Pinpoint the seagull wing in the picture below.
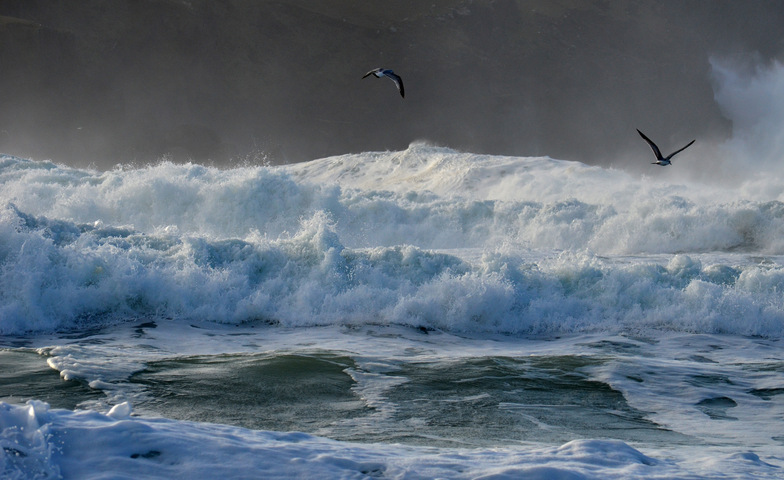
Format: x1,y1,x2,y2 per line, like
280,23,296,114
383,71,405,98
637,129,664,161
667,139,695,160
363,68,381,79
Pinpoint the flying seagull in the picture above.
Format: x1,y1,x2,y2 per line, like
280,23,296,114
363,68,404,98
637,129,695,166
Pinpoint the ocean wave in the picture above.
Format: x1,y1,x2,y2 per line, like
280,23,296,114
3,151,784,336
2,198,783,337
4,151,784,254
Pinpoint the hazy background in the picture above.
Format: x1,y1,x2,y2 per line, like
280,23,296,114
1,0,783,169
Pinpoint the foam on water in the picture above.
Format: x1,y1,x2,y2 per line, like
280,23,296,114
3,150,784,337
2,325,783,480
5,399,779,480
0,400,697,480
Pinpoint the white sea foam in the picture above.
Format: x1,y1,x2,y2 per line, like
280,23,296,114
1,397,781,480
3,148,784,337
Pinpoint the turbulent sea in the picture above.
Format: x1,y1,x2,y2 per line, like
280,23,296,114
2,141,784,479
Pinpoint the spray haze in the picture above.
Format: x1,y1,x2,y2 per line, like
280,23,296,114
712,58,784,174
0,1,782,170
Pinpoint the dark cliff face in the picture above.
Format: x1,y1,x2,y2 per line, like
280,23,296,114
1,0,782,169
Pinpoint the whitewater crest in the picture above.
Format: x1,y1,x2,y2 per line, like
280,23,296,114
1,150,784,337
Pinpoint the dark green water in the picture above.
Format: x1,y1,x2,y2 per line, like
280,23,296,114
0,348,693,448
127,353,692,447
130,353,368,434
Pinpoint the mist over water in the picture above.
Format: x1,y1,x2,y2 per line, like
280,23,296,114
610,55,784,192
1,0,783,168
711,58,784,183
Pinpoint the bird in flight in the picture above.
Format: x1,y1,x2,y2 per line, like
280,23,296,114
363,68,405,98
637,129,695,166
